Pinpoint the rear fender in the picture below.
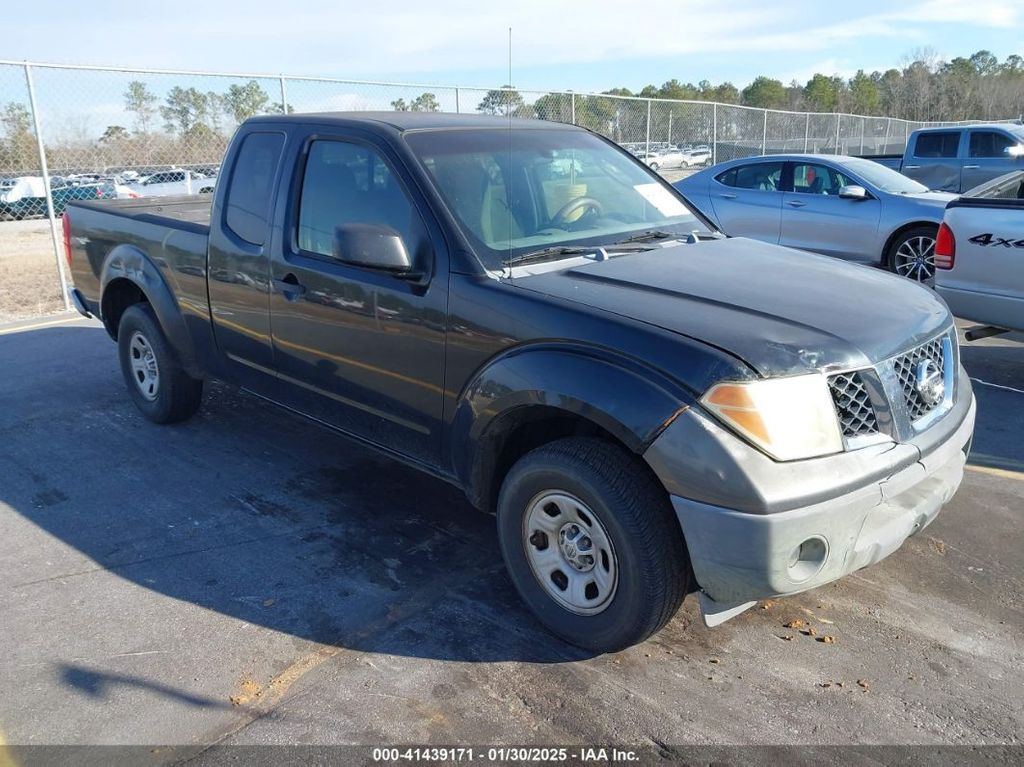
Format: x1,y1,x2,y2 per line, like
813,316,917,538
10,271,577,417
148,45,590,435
100,244,200,376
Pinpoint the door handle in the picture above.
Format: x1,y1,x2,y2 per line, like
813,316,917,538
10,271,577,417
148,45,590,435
273,273,306,300
787,200,806,208
903,164,920,169
963,164,979,169
720,193,737,199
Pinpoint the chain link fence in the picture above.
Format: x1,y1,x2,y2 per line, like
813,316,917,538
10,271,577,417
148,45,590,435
0,60,1004,320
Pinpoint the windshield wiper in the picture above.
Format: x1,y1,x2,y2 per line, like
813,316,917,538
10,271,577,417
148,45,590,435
614,229,675,244
505,246,592,267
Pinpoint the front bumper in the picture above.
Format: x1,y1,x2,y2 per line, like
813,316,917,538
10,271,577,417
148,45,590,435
645,371,976,606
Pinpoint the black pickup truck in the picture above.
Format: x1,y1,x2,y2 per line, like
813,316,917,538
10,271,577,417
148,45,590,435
66,113,975,652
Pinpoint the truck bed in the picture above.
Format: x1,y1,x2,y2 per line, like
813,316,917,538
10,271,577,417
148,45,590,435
70,195,212,234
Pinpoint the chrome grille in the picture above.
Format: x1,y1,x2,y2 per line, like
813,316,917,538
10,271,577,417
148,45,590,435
827,371,878,438
893,336,946,421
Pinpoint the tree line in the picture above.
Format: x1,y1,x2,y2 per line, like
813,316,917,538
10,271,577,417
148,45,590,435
603,49,1024,122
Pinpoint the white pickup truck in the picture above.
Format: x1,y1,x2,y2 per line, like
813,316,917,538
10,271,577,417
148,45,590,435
130,169,215,198
935,170,1024,339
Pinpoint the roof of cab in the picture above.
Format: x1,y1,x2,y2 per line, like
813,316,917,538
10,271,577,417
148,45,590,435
244,111,579,132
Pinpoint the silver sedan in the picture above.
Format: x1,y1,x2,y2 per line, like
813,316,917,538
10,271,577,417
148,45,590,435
674,154,956,281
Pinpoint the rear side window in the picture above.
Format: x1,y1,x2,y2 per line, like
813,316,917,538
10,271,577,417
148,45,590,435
914,132,959,158
969,131,1016,158
717,162,783,191
297,139,425,261
224,132,286,246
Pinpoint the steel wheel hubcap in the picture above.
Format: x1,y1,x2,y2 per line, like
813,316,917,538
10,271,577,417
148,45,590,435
894,236,936,282
523,491,617,615
128,331,160,401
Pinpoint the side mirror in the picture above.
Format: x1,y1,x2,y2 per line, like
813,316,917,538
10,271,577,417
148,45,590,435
838,185,868,200
333,223,416,274
1006,144,1024,158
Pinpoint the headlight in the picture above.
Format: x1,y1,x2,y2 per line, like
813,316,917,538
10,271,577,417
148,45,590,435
701,374,843,461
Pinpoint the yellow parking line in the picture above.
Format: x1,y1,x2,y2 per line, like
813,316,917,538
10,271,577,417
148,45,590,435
0,315,81,336
966,463,1024,482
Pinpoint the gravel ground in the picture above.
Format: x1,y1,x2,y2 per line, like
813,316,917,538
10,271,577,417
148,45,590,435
0,315,1020,761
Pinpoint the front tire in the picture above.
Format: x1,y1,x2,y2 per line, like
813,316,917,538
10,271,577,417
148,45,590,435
117,303,203,424
887,225,937,282
497,437,690,653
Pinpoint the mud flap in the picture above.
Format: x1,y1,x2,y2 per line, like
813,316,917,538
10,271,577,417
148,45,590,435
699,591,757,628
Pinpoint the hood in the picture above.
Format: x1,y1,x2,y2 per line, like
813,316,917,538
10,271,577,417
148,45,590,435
514,237,951,378
898,190,957,206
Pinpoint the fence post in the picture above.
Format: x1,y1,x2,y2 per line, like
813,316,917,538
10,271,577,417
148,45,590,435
645,99,651,157
859,118,865,155
761,110,767,154
455,87,460,114
712,103,717,164
570,92,575,124
835,114,841,154
884,118,891,152
24,63,70,313
279,76,288,113
804,112,810,152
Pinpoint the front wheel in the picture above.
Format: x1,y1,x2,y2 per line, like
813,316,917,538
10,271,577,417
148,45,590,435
887,225,937,282
497,437,691,653
117,303,203,424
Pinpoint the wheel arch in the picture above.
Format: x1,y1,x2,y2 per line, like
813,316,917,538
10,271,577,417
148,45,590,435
450,343,694,512
99,245,201,377
881,220,939,267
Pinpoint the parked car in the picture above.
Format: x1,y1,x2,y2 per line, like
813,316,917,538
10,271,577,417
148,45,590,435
674,154,956,281
131,169,215,197
681,148,712,167
65,113,974,652
935,170,1024,338
0,176,134,219
862,123,1024,193
644,149,686,171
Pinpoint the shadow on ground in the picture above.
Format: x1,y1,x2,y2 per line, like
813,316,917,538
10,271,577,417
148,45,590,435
0,323,594,674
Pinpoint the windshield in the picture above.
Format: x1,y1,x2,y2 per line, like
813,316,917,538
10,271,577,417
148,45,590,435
405,128,704,270
841,158,929,194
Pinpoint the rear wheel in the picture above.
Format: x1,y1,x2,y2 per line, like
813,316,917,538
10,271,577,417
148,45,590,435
887,225,937,282
117,304,203,424
497,437,690,653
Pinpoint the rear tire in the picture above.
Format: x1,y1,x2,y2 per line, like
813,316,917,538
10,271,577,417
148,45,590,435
887,225,937,283
117,303,203,424
497,437,690,653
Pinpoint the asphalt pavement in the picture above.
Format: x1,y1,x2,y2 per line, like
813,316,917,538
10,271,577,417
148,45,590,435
0,313,1021,760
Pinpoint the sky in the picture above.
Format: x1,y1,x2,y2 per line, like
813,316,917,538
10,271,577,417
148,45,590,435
4,0,1024,93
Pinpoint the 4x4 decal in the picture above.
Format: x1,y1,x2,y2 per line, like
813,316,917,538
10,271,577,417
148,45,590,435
968,233,1024,248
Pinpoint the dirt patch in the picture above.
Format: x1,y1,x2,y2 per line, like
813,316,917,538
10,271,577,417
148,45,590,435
0,221,66,322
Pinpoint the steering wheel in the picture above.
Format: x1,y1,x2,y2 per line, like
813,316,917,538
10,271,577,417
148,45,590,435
551,196,604,226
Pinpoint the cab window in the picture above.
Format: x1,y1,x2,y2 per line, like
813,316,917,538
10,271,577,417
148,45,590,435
969,131,1016,158
716,162,784,191
297,140,427,264
224,131,285,246
791,163,855,195
914,132,960,158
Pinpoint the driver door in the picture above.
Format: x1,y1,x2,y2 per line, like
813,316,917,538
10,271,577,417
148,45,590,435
268,135,449,466
779,161,880,262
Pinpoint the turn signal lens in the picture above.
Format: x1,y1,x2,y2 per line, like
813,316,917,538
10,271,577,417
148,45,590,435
701,375,843,461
